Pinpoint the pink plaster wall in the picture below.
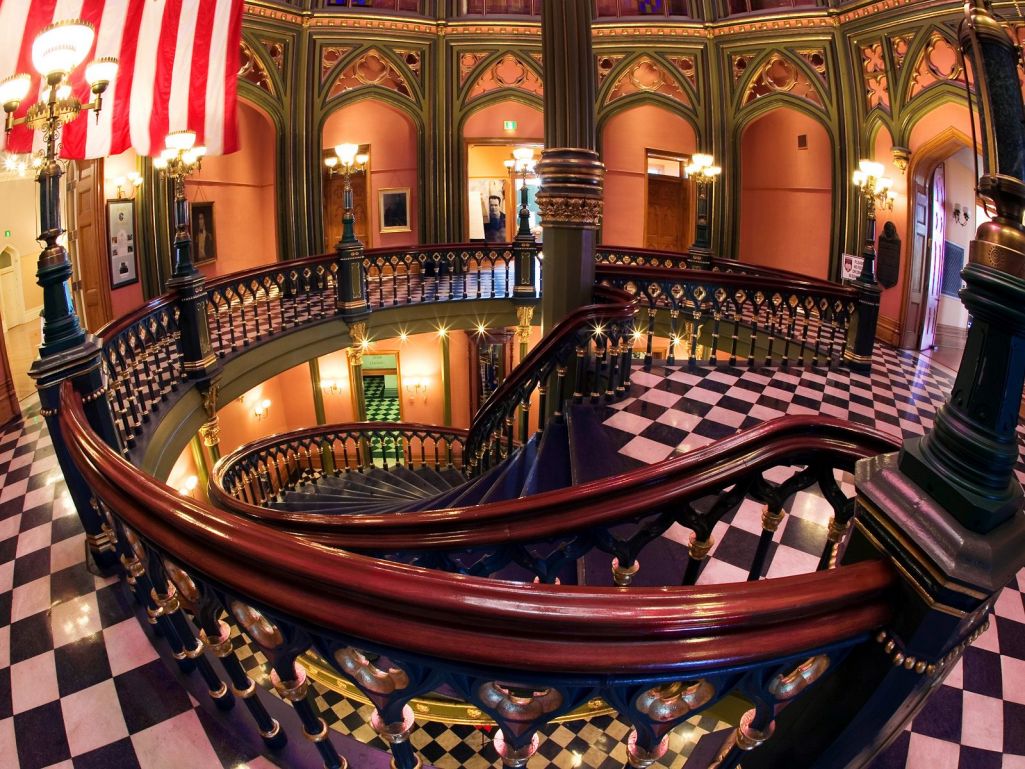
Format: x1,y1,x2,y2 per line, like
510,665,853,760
102,149,146,319
323,100,419,248
738,108,832,280
600,105,697,247
186,101,279,278
216,363,316,455
462,100,543,141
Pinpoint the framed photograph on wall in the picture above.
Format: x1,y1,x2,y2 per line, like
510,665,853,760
107,199,138,289
467,178,507,243
192,202,217,263
379,188,411,233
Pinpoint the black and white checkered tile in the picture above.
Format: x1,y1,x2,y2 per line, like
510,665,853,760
2,342,1024,768
364,376,402,422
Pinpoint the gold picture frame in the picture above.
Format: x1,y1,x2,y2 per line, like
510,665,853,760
379,187,411,233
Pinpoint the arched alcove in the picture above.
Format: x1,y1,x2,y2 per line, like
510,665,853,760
186,100,279,275
600,103,698,248
737,106,832,279
323,98,419,248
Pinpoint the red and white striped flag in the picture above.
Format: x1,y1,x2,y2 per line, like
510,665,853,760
0,0,244,158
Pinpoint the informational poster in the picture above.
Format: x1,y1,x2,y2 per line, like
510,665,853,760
841,253,864,281
107,199,138,288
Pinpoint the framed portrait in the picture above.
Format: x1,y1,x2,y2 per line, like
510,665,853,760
379,188,411,233
106,199,138,289
191,202,217,263
467,178,507,243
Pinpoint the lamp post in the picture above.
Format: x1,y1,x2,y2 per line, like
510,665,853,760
325,143,370,321
153,131,206,280
506,147,541,300
685,153,721,269
0,20,117,356
325,143,369,247
851,159,895,285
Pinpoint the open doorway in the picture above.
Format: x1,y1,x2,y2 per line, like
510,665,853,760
900,135,981,370
361,351,402,422
644,151,692,251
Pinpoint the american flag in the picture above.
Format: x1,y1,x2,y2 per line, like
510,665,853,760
0,0,244,158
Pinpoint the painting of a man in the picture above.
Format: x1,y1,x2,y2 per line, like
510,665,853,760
484,194,506,242
192,203,216,263
468,179,507,242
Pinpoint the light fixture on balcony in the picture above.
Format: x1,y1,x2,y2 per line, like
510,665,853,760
1,19,118,356
684,153,721,267
252,399,271,420
321,378,343,394
178,475,199,498
506,146,537,242
109,171,143,199
952,202,970,227
325,143,369,248
152,130,207,280
851,159,895,285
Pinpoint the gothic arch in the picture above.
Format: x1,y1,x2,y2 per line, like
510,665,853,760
319,46,424,110
732,49,830,116
457,51,544,109
595,52,700,114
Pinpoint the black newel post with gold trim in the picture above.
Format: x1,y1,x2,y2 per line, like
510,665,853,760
328,145,371,324
2,22,123,573
743,4,1025,767
536,0,604,333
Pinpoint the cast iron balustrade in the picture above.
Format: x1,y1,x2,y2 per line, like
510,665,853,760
97,298,185,450
211,414,900,586
61,382,897,769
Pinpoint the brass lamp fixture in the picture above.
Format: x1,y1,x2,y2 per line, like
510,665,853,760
325,143,369,247
0,19,117,357
152,130,207,279
851,159,895,284
504,146,536,241
109,171,143,199
685,153,721,265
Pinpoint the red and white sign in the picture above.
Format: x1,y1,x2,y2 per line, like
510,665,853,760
841,253,865,281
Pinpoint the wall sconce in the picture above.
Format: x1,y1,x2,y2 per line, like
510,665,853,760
891,147,911,175
404,377,429,403
321,378,343,394
252,399,271,420
108,171,142,199
2,152,41,177
952,203,970,227
853,160,895,212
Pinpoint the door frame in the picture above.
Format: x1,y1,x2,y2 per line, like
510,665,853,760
642,148,695,251
0,245,25,332
898,128,973,349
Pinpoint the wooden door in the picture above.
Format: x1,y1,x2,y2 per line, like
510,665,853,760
323,170,370,249
645,176,688,251
900,177,930,349
0,247,24,332
0,321,20,426
920,163,945,350
67,160,112,331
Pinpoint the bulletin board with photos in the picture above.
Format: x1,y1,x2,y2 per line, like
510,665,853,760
107,199,138,289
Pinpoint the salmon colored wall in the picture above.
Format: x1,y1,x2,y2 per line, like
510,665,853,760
462,100,543,141
938,147,980,329
101,150,146,319
319,350,357,424
186,101,278,278
323,100,419,248
384,331,472,429
216,362,317,455
738,108,832,280
600,105,697,248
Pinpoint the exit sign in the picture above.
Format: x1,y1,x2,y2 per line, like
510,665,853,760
3,230,9,238
503,120,517,131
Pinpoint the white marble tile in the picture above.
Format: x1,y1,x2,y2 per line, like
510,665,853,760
619,436,674,465
10,651,59,714
103,619,160,676
15,523,52,558
959,691,1004,752
49,533,86,573
62,680,129,757
10,575,51,623
132,710,224,769
50,594,101,648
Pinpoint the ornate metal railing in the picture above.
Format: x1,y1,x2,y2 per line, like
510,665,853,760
97,298,185,450
597,264,860,369
217,423,468,508
61,382,897,769
211,415,900,585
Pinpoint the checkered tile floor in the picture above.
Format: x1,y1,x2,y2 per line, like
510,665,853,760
2,342,1024,768
364,376,402,422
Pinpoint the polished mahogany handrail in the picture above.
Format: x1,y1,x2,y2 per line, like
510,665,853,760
208,414,901,548
62,383,895,673
468,284,636,430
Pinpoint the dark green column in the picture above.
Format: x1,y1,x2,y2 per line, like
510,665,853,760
536,0,604,333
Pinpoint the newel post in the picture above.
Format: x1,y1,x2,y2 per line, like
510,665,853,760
744,4,1025,766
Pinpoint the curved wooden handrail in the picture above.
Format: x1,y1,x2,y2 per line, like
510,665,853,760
208,414,901,549
468,284,636,434
61,382,895,674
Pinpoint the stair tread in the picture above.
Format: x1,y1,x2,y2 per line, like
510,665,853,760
411,466,455,492
567,404,624,486
480,435,540,504
389,464,446,494
447,457,516,507
520,421,571,497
